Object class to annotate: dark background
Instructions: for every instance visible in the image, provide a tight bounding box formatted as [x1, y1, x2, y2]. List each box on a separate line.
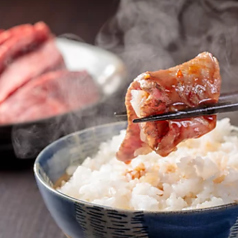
[0, 0, 119, 44]
[0, 1, 119, 238]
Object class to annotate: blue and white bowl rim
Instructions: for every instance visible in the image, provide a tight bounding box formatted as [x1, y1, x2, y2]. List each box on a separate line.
[34, 121, 238, 215]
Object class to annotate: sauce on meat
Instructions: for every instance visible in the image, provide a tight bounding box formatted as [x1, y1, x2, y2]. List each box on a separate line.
[117, 52, 221, 163]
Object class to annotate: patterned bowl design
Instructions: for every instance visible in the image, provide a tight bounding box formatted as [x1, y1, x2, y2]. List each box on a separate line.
[34, 122, 238, 238]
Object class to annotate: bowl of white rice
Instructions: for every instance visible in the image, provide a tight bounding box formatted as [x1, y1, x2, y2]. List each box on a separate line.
[34, 119, 238, 238]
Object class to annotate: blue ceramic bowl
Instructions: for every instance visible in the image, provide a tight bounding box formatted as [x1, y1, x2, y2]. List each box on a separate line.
[34, 122, 238, 238]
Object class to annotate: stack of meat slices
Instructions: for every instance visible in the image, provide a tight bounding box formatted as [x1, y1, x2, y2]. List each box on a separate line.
[0, 22, 100, 124]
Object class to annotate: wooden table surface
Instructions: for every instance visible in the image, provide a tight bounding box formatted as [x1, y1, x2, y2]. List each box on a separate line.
[0, 1, 119, 238]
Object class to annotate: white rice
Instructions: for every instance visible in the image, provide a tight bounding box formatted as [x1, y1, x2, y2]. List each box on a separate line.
[59, 118, 238, 211]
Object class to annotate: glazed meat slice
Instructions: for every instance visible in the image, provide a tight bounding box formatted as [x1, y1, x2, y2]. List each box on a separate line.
[0, 22, 50, 73]
[0, 39, 65, 103]
[0, 70, 100, 124]
[117, 52, 221, 163]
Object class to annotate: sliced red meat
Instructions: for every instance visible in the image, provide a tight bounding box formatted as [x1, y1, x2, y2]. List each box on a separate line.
[0, 22, 50, 74]
[0, 39, 65, 103]
[0, 70, 100, 124]
[117, 52, 221, 163]
[0, 24, 32, 45]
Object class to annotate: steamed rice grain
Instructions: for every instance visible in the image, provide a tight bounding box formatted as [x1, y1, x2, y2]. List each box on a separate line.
[59, 118, 238, 211]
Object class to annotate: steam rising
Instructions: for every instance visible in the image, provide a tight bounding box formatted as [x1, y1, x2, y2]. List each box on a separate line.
[96, 0, 238, 123]
[97, 0, 238, 90]
[12, 0, 238, 159]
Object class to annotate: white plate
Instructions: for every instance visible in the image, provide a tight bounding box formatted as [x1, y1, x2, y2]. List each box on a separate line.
[56, 38, 127, 96]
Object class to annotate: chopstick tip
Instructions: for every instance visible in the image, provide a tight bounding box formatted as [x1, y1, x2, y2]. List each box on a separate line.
[114, 111, 127, 117]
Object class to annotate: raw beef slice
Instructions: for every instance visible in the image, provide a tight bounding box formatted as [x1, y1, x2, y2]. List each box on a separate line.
[0, 70, 100, 124]
[0, 39, 66, 103]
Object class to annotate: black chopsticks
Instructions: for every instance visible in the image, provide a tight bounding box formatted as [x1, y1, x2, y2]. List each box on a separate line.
[133, 102, 238, 123]
[115, 91, 238, 123]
